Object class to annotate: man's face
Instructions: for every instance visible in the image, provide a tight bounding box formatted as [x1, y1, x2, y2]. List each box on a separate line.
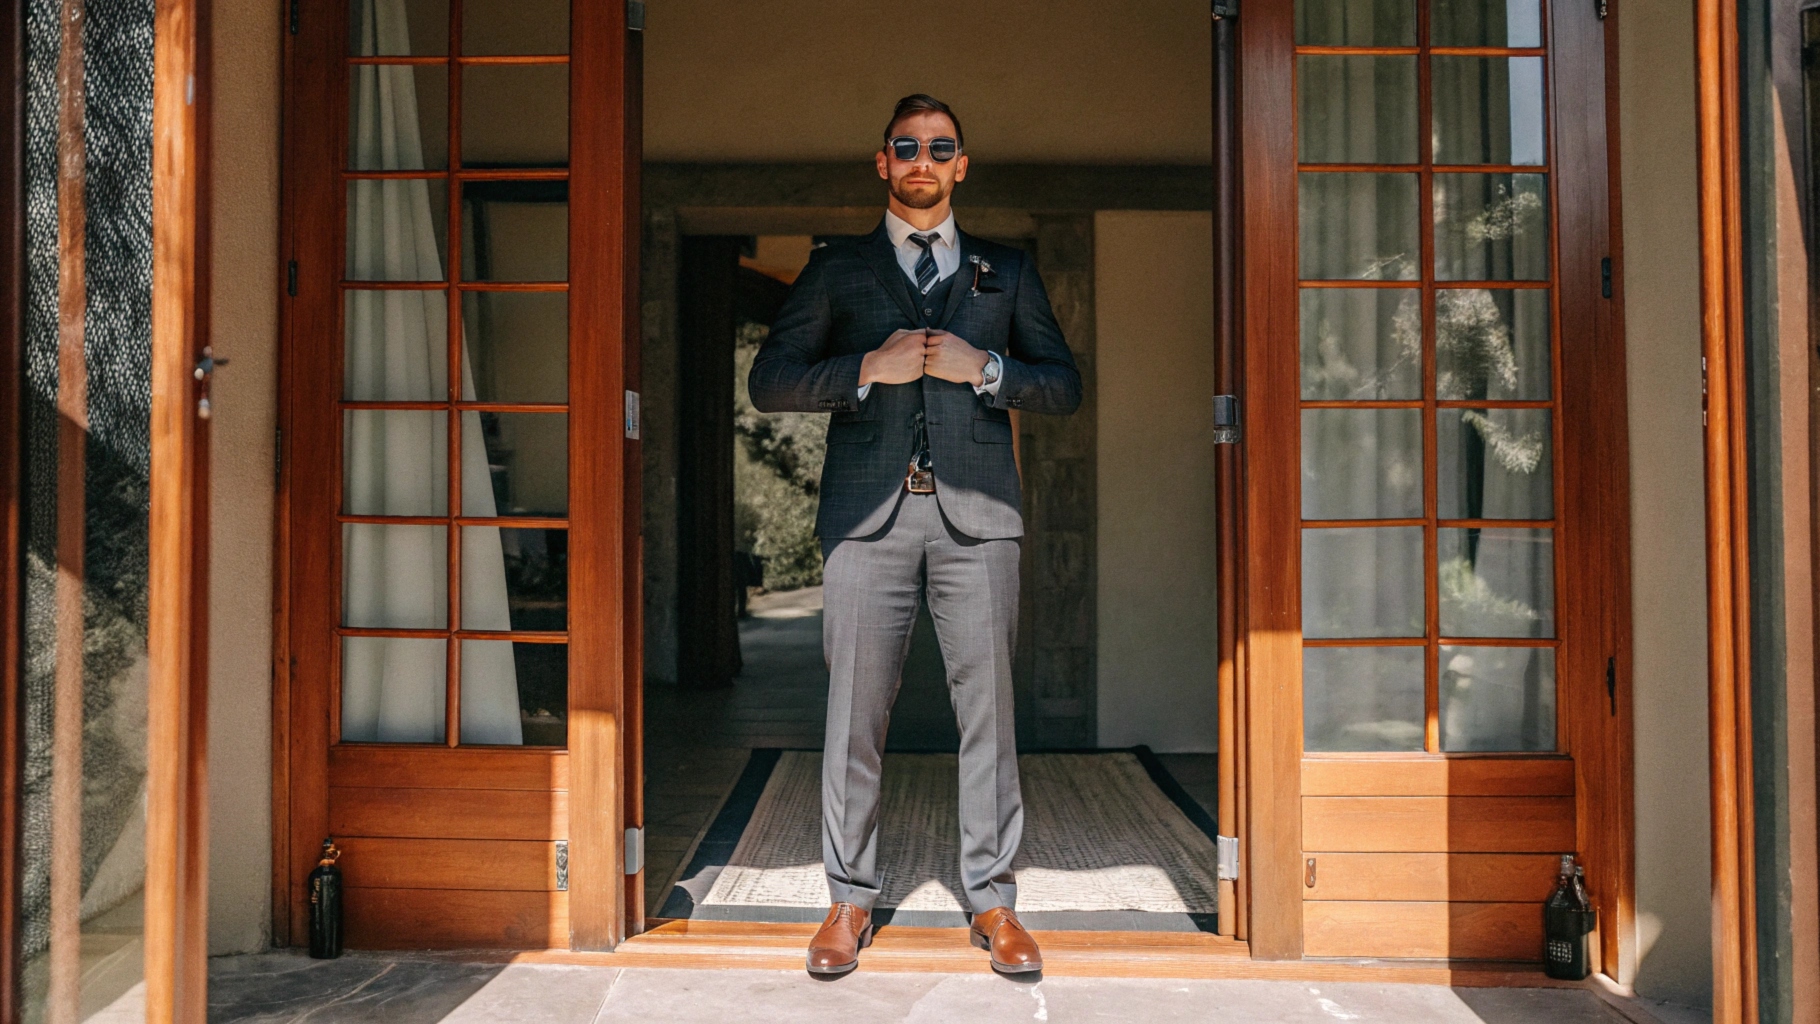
[876, 110, 969, 210]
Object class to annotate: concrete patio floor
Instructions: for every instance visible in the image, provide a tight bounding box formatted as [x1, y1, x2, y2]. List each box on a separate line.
[165, 951, 1710, 1024]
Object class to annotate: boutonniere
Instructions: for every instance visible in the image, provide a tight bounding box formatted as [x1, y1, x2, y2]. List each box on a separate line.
[968, 254, 1000, 297]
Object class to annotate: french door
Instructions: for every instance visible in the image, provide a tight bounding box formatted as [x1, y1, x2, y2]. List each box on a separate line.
[280, 0, 639, 950]
[1235, 0, 1631, 965]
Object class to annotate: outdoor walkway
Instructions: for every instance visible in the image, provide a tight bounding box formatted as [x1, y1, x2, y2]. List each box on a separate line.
[184, 951, 1706, 1024]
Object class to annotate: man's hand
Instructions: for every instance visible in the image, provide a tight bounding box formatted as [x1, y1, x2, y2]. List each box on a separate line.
[922, 331, 990, 386]
[859, 329, 928, 387]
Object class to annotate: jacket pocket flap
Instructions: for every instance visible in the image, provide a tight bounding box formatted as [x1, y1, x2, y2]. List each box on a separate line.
[827, 421, 878, 445]
[972, 418, 1014, 444]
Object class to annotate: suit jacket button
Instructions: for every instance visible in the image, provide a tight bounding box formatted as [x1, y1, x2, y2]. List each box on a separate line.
[923, 307, 934, 317]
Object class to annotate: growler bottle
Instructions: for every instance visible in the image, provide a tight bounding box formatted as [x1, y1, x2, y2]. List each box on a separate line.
[1543, 853, 1595, 979]
[307, 839, 344, 959]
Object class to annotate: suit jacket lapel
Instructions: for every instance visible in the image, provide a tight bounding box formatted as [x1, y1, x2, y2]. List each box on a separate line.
[935, 231, 975, 332]
[858, 222, 922, 325]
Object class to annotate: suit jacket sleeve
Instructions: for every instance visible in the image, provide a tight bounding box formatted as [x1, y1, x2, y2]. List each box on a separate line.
[747, 247, 866, 414]
[986, 253, 1083, 415]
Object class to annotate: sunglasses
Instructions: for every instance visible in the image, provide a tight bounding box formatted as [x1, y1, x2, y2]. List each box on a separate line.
[886, 136, 960, 163]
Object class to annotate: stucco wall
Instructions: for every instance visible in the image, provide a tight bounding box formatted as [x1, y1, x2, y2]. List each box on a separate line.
[1094, 212, 1220, 753]
[1620, 0, 1713, 1005]
[206, 0, 281, 956]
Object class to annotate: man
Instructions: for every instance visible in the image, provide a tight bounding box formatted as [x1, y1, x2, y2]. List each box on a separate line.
[748, 94, 1082, 977]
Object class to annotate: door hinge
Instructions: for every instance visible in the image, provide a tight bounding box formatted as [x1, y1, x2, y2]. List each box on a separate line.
[1212, 0, 1239, 19]
[1306, 857, 1318, 888]
[555, 840, 569, 891]
[1216, 835, 1240, 880]
[625, 390, 642, 440]
[1212, 394, 1241, 445]
[627, 0, 646, 31]
[289, 0, 299, 35]
[624, 827, 644, 876]
[287, 260, 298, 297]
[1595, 0, 1608, 19]
[1600, 257, 1612, 298]
[1606, 656, 1617, 716]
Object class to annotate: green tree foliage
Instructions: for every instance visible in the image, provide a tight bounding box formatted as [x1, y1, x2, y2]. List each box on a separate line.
[733, 321, 826, 591]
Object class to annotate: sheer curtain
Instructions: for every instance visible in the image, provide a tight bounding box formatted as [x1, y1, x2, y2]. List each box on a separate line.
[342, 0, 522, 745]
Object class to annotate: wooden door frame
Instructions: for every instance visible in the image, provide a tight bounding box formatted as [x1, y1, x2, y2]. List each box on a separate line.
[1231, 0, 1636, 966]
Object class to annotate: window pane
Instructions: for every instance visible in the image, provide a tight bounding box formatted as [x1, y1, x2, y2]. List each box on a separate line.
[1304, 646, 1427, 751]
[463, 0, 569, 54]
[1435, 288, 1551, 400]
[1433, 173, 1550, 281]
[473, 412, 568, 516]
[1302, 409, 1423, 519]
[1301, 288, 1422, 400]
[1431, 0, 1543, 47]
[340, 637, 447, 744]
[461, 65, 569, 169]
[1296, 0, 1416, 45]
[460, 181, 569, 282]
[1303, 526, 1425, 638]
[462, 527, 568, 631]
[1300, 173, 1420, 281]
[347, 178, 449, 282]
[1438, 408, 1553, 520]
[463, 292, 568, 403]
[342, 523, 448, 628]
[1297, 56, 1419, 164]
[462, 641, 568, 747]
[1438, 527, 1554, 637]
[349, 0, 449, 56]
[1431, 57, 1545, 166]
[343, 410, 448, 516]
[344, 289, 449, 400]
[348, 65, 447, 171]
[1440, 645, 1556, 751]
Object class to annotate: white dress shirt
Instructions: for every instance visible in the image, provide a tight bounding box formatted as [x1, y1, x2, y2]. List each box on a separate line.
[858, 210, 1002, 400]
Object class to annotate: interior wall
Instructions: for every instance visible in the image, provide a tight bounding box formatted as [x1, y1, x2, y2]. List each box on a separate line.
[1619, 0, 1713, 1005]
[205, 0, 280, 955]
[1094, 212, 1219, 753]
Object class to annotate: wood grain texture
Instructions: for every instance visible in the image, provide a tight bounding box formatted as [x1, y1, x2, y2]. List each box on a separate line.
[1302, 797, 1576, 853]
[329, 745, 570, 791]
[335, 837, 563, 891]
[328, 787, 568, 841]
[344, 888, 569, 950]
[1301, 758, 1575, 797]
[1302, 853, 1560, 902]
[1303, 901, 1542, 961]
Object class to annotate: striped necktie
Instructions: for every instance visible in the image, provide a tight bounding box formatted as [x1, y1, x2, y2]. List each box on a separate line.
[909, 232, 939, 294]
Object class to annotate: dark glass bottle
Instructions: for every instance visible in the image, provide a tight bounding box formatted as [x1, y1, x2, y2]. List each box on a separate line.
[1543, 853, 1595, 979]
[307, 839, 344, 959]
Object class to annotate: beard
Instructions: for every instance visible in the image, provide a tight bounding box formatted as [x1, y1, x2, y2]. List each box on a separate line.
[889, 175, 949, 210]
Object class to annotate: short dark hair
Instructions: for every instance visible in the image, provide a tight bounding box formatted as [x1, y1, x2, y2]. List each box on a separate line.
[884, 94, 964, 150]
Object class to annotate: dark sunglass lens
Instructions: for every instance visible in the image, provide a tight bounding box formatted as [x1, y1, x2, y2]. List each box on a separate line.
[890, 138, 921, 161]
[930, 138, 957, 162]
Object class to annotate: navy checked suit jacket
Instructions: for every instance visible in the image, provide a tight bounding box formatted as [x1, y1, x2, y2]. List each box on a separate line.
[748, 221, 1082, 541]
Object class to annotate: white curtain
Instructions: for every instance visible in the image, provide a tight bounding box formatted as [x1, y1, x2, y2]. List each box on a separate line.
[342, 0, 522, 745]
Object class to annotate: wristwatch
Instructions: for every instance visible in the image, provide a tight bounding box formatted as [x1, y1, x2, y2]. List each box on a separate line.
[979, 353, 1002, 388]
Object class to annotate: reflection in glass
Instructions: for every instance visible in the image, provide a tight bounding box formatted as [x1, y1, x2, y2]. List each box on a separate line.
[1303, 526, 1425, 638]
[342, 524, 448, 628]
[350, 0, 450, 56]
[1304, 646, 1427, 751]
[460, 181, 569, 282]
[1438, 527, 1555, 637]
[342, 411, 448, 516]
[463, 291, 568, 403]
[1431, 57, 1545, 166]
[461, 65, 570, 169]
[463, 0, 570, 54]
[1300, 173, 1420, 281]
[1440, 644, 1556, 751]
[341, 637, 447, 744]
[463, 641, 568, 747]
[1435, 288, 1551, 399]
[1438, 408, 1553, 520]
[348, 65, 448, 170]
[1434, 173, 1550, 281]
[343, 289, 449, 400]
[1300, 288, 1422, 399]
[476, 413, 568, 516]
[1297, 56, 1419, 164]
[464, 527, 569, 631]
[1296, 0, 1416, 45]
[1302, 409, 1423, 519]
[1431, 0, 1543, 47]
[347, 178, 448, 281]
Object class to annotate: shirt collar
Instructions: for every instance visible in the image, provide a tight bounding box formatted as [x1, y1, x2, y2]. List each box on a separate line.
[885, 209, 958, 251]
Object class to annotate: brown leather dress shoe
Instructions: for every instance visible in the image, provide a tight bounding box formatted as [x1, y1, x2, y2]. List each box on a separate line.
[969, 907, 1043, 974]
[806, 903, 872, 975]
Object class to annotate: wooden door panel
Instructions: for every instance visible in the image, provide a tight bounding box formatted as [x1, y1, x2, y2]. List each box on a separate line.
[329, 787, 569, 841]
[329, 746, 570, 791]
[1303, 901, 1541, 960]
[345, 889, 570, 950]
[1301, 759, 1574, 797]
[1302, 853, 1560, 902]
[1302, 797, 1575, 853]
[335, 838, 564, 891]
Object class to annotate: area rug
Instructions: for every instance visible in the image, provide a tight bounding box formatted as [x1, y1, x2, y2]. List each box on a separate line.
[661, 750, 1222, 930]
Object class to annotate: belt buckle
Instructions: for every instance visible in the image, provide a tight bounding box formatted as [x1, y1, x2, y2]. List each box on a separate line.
[906, 452, 935, 494]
